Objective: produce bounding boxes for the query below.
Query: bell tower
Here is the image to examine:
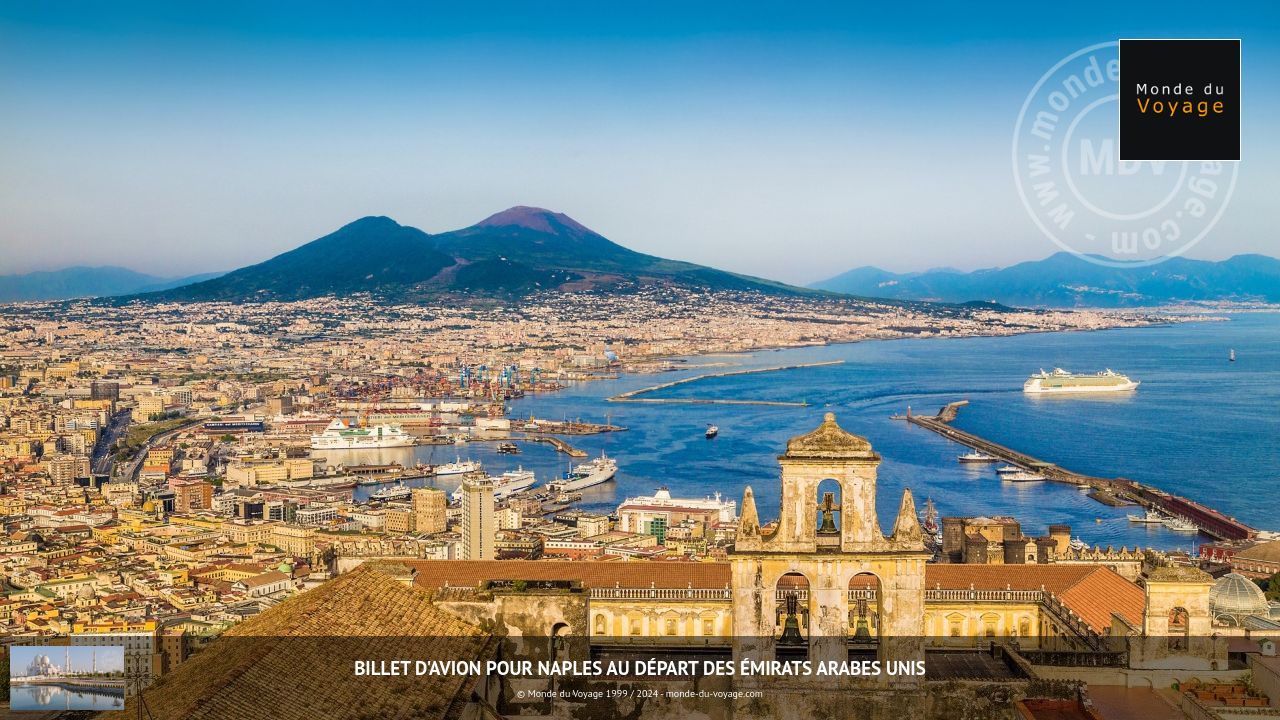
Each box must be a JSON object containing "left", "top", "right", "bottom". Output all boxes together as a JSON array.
[{"left": 731, "top": 413, "right": 928, "bottom": 671}]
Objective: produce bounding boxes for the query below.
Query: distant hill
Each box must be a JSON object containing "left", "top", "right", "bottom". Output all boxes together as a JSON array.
[
  {"left": 142, "top": 207, "right": 813, "bottom": 302},
  {"left": 0, "top": 266, "right": 222, "bottom": 302},
  {"left": 812, "top": 253, "right": 1280, "bottom": 307}
]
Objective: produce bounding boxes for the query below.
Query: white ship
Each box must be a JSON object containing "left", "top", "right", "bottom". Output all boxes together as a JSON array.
[
  {"left": 995, "top": 465, "right": 1022, "bottom": 475},
  {"left": 1127, "top": 509, "right": 1167, "bottom": 524},
  {"left": 434, "top": 458, "right": 481, "bottom": 476},
  {"left": 370, "top": 482, "right": 411, "bottom": 502},
  {"left": 958, "top": 451, "right": 998, "bottom": 464},
  {"left": 1001, "top": 470, "right": 1046, "bottom": 482},
  {"left": 1163, "top": 517, "right": 1198, "bottom": 533},
  {"left": 548, "top": 452, "right": 617, "bottom": 492},
  {"left": 310, "top": 419, "right": 415, "bottom": 450},
  {"left": 451, "top": 467, "right": 538, "bottom": 502},
  {"left": 1023, "top": 368, "right": 1139, "bottom": 394}
]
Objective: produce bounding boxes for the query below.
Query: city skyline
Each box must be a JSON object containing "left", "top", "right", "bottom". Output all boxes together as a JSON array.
[{"left": 2, "top": 2, "right": 1278, "bottom": 283}]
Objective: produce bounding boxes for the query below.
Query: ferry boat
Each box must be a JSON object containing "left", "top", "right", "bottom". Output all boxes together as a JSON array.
[
  {"left": 497, "top": 442, "right": 520, "bottom": 454},
  {"left": 958, "top": 451, "right": 998, "bottom": 464},
  {"left": 1127, "top": 509, "right": 1167, "bottom": 524},
  {"left": 451, "top": 468, "right": 537, "bottom": 502},
  {"left": 1023, "top": 368, "right": 1139, "bottom": 394},
  {"left": 547, "top": 453, "right": 617, "bottom": 492},
  {"left": 1001, "top": 470, "right": 1046, "bottom": 482},
  {"left": 1163, "top": 517, "right": 1198, "bottom": 533},
  {"left": 310, "top": 419, "right": 415, "bottom": 450},
  {"left": 705, "top": 425, "right": 719, "bottom": 439},
  {"left": 434, "top": 458, "right": 481, "bottom": 477},
  {"left": 1070, "top": 537, "right": 1088, "bottom": 552},
  {"left": 370, "top": 482, "right": 411, "bottom": 502},
  {"left": 995, "top": 465, "right": 1022, "bottom": 475}
]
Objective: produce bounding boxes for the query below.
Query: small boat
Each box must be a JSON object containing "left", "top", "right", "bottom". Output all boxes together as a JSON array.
[
  {"left": 705, "top": 425, "right": 719, "bottom": 439},
  {"left": 958, "top": 451, "right": 998, "bottom": 464},
  {"left": 497, "top": 442, "right": 520, "bottom": 454},
  {"left": 1163, "top": 517, "right": 1198, "bottom": 533},
  {"left": 1229, "top": 349, "right": 1236, "bottom": 362},
  {"left": 1001, "top": 470, "right": 1046, "bottom": 482},
  {"left": 1127, "top": 509, "right": 1166, "bottom": 524}
]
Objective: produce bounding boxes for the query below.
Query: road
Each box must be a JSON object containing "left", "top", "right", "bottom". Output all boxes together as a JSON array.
[{"left": 90, "top": 409, "right": 132, "bottom": 477}]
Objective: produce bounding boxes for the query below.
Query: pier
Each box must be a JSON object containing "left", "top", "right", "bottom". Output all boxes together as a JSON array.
[
  {"left": 607, "top": 360, "right": 843, "bottom": 407},
  {"left": 529, "top": 436, "right": 588, "bottom": 458},
  {"left": 900, "top": 402, "right": 1258, "bottom": 542}
]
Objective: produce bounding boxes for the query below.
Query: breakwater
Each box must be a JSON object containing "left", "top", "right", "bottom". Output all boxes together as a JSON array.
[
  {"left": 607, "top": 360, "right": 844, "bottom": 407},
  {"left": 902, "top": 402, "right": 1258, "bottom": 542}
]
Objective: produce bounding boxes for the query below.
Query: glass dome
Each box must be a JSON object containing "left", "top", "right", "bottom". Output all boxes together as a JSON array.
[{"left": 1209, "top": 572, "right": 1269, "bottom": 626}]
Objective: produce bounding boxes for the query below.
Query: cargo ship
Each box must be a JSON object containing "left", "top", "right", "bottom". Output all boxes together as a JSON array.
[
  {"left": 310, "top": 419, "right": 415, "bottom": 450},
  {"left": 1023, "top": 368, "right": 1139, "bottom": 394},
  {"left": 547, "top": 453, "right": 617, "bottom": 492}
]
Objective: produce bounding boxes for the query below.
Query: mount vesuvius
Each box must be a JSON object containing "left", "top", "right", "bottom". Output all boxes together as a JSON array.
[{"left": 140, "top": 207, "right": 810, "bottom": 302}]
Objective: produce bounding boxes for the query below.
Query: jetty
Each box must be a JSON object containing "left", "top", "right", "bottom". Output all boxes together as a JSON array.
[
  {"left": 900, "top": 402, "right": 1257, "bottom": 542},
  {"left": 607, "top": 360, "right": 843, "bottom": 407},
  {"left": 529, "top": 436, "right": 588, "bottom": 458}
]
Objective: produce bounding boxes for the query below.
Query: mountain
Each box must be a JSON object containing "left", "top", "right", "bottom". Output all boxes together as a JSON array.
[
  {"left": 143, "top": 207, "right": 812, "bottom": 302},
  {"left": 0, "top": 266, "right": 222, "bottom": 302},
  {"left": 812, "top": 253, "right": 1280, "bottom": 308}
]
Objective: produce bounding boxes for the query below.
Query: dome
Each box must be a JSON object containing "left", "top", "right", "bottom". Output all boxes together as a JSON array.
[
  {"left": 277, "top": 561, "right": 294, "bottom": 574},
  {"left": 1209, "top": 573, "right": 1269, "bottom": 625},
  {"left": 783, "top": 413, "right": 876, "bottom": 460},
  {"left": 141, "top": 499, "right": 156, "bottom": 513}
]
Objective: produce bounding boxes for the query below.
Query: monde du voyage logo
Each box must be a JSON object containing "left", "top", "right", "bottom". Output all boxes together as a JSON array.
[{"left": 1013, "top": 39, "right": 1241, "bottom": 267}]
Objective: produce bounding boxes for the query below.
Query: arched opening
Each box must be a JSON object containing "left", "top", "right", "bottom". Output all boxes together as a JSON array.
[
  {"left": 775, "top": 572, "right": 810, "bottom": 659},
  {"left": 550, "top": 622, "right": 569, "bottom": 662},
  {"left": 593, "top": 614, "right": 606, "bottom": 636},
  {"left": 815, "top": 479, "right": 842, "bottom": 550},
  {"left": 849, "top": 572, "right": 882, "bottom": 659},
  {"left": 1168, "top": 607, "right": 1189, "bottom": 652}
]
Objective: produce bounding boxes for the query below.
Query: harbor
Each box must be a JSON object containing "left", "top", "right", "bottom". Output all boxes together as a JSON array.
[{"left": 900, "top": 401, "right": 1259, "bottom": 542}]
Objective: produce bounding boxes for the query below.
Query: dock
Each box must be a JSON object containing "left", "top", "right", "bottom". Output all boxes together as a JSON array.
[
  {"left": 529, "top": 436, "right": 589, "bottom": 458},
  {"left": 607, "top": 360, "right": 843, "bottom": 407},
  {"left": 900, "top": 402, "right": 1257, "bottom": 542}
]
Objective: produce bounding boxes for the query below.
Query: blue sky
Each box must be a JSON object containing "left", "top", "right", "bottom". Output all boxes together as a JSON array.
[
  {"left": 9, "top": 645, "right": 124, "bottom": 675},
  {"left": 1, "top": 2, "right": 1276, "bottom": 282}
]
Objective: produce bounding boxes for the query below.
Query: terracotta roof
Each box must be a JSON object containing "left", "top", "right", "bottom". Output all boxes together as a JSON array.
[
  {"left": 101, "top": 563, "right": 495, "bottom": 720},
  {"left": 1236, "top": 539, "right": 1280, "bottom": 564},
  {"left": 924, "top": 564, "right": 1144, "bottom": 633}
]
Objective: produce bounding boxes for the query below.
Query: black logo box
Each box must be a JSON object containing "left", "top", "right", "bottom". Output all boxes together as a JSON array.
[{"left": 1119, "top": 39, "right": 1241, "bottom": 161}]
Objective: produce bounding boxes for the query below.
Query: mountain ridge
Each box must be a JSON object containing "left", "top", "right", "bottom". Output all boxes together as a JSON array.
[
  {"left": 139, "top": 207, "right": 819, "bottom": 303},
  {"left": 812, "top": 252, "right": 1280, "bottom": 307},
  {"left": 0, "top": 266, "right": 222, "bottom": 303}
]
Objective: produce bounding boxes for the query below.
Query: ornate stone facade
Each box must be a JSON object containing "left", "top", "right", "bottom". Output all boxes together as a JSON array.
[{"left": 731, "top": 413, "right": 930, "bottom": 669}]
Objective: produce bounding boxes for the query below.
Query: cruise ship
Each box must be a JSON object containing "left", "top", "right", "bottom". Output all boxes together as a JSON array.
[
  {"left": 310, "top": 419, "right": 415, "bottom": 450},
  {"left": 1023, "top": 368, "right": 1139, "bottom": 394},
  {"left": 451, "top": 468, "right": 537, "bottom": 502},
  {"left": 547, "top": 453, "right": 618, "bottom": 493}
]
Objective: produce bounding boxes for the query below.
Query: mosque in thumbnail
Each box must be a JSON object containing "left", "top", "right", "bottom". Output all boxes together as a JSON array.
[{"left": 115, "top": 414, "right": 1274, "bottom": 720}]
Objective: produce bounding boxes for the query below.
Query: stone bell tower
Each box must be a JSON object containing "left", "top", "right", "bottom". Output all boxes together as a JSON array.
[{"left": 731, "top": 413, "right": 928, "bottom": 670}]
